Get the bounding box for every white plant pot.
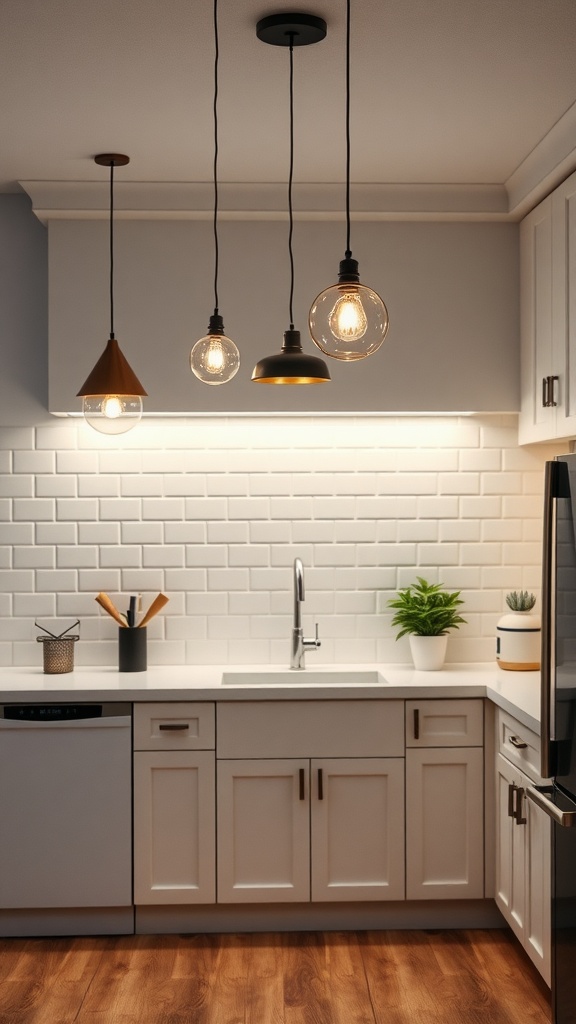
[496,610,541,671]
[409,634,448,671]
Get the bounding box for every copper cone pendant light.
[77,154,147,434]
[308,0,389,361]
[251,14,330,385]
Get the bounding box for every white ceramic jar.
[496,610,541,670]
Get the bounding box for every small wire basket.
[36,621,80,674]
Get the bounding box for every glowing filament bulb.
[204,337,225,374]
[101,395,124,419]
[328,289,368,342]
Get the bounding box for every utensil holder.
[119,627,147,672]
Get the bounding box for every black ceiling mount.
[256,13,327,47]
[94,153,130,168]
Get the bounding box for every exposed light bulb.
[328,288,368,343]
[101,395,124,419]
[190,316,240,386]
[80,395,143,435]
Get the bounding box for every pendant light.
[190,0,240,385]
[251,15,331,385]
[77,154,147,434]
[308,0,389,361]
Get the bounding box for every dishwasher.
[0,702,133,936]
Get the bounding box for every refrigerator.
[528,455,576,1023]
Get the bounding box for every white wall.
[0,415,563,668]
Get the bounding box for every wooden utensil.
[138,593,169,628]
[95,592,128,627]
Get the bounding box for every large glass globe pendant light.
[251,14,331,385]
[309,0,389,361]
[77,154,147,434]
[190,0,240,385]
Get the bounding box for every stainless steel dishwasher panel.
[0,703,132,909]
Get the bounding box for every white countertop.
[0,662,542,733]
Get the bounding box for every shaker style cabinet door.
[310,758,405,902]
[133,750,216,904]
[406,746,484,899]
[216,759,310,903]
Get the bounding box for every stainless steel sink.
[221,669,385,686]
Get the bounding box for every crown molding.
[506,99,576,217]
[20,180,510,224]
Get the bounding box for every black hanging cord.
[288,35,295,330]
[109,161,115,338]
[212,0,220,316]
[345,0,351,260]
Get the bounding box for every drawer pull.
[299,768,305,801]
[413,708,420,741]
[158,723,190,732]
[509,735,528,749]
[318,768,324,801]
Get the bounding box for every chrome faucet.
[290,557,321,669]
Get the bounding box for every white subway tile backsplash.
[0,415,558,664]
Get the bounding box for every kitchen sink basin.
[221,669,386,686]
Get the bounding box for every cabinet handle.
[317,768,324,800]
[543,375,559,408]
[413,708,420,741]
[514,787,527,826]
[299,768,305,801]
[508,782,517,818]
[158,723,190,731]
[509,735,528,749]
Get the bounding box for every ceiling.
[3,0,576,215]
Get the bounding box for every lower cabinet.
[133,702,216,905]
[495,709,551,985]
[216,756,405,903]
[405,699,485,900]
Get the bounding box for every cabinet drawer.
[217,700,404,758]
[497,708,543,782]
[406,699,483,747]
[134,702,215,750]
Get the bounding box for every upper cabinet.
[43,216,519,417]
[520,170,576,444]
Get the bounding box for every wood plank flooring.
[0,929,551,1024]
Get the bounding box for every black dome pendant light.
[308,0,389,360]
[77,154,147,434]
[251,14,331,385]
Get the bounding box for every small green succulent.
[506,591,536,612]
[387,577,467,640]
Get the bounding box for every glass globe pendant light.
[251,14,331,385]
[190,0,240,385]
[308,0,389,361]
[77,154,147,434]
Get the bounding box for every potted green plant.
[496,591,540,671]
[387,577,466,670]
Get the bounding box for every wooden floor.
[0,929,551,1024]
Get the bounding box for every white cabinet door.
[217,759,310,904]
[406,746,484,899]
[519,195,555,443]
[134,750,215,905]
[495,753,551,985]
[552,171,576,439]
[311,758,405,902]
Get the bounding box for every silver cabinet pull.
[543,375,559,407]
[317,768,324,800]
[413,708,420,741]
[299,768,305,801]
[509,735,528,749]
[158,723,190,731]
